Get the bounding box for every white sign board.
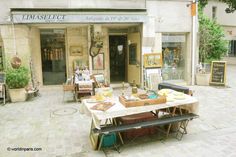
[12,14,147,23]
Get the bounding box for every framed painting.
[129,43,137,65]
[70,46,83,56]
[93,53,104,70]
[144,53,162,68]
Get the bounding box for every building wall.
[204,1,236,40]
[0,0,146,24]
[147,0,192,33]
[0,25,31,67]
[29,27,42,85]
[66,26,88,77]
[204,1,236,26]
[0,0,195,85]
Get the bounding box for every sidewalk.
[0,65,236,157]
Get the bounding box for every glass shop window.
[228,40,236,57]
[162,34,186,81]
[212,6,217,20]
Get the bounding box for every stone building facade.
[0,0,197,86]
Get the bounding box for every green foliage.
[199,0,236,12]
[198,11,228,63]
[6,66,30,89]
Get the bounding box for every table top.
[80,94,199,122]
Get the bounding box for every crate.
[100,133,117,148]
[119,95,166,108]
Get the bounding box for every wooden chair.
[62,76,75,102]
[91,74,109,88]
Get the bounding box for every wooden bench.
[93,113,199,150]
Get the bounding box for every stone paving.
[0,65,236,157]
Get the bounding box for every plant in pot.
[196,4,228,85]
[6,66,30,102]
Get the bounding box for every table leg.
[166,107,177,138]
[113,118,124,145]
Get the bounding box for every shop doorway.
[40,29,66,85]
[109,35,127,82]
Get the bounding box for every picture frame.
[93,53,104,70]
[70,46,83,56]
[129,43,137,65]
[144,53,162,68]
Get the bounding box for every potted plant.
[196,4,227,85]
[6,66,30,102]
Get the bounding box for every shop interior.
[40,29,66,85]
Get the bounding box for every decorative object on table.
[95,87,113,98]
[70,45,83,56]
[90,102,115,111]
[6,66,30,102]
[92,53,104,70]
[146,90,158,99]
[122,82,125,96]
[119,94,166,108]
[158,89,187,102]
[131,80,138,95]
[143,53,162,68]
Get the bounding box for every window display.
[162,34,186,81]
[40,29,66,85]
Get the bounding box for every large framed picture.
[70,46,83,56]
[93,53,104,70]
[129,43,137,65]
[144,53,162,68]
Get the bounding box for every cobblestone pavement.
[0,65,236,157]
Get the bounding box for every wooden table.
[80,94,199,150]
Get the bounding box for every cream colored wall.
[29,27,43,85]
[147,0,192,33]
[0,25,31,68]
[204,1,236,26]
[204,1,236,40]
[66,27,88,77]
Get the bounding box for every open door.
[127,32,141,85]
[109,35,127,83]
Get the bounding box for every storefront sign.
[162,35,186,43]
[12,14,147,23]
[210,61,226,86]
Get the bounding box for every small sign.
[210,61,226,86]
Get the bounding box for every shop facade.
[0,0,197,86]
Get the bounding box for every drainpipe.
[191,0,198,85]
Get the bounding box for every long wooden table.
[80,94,199,150]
